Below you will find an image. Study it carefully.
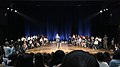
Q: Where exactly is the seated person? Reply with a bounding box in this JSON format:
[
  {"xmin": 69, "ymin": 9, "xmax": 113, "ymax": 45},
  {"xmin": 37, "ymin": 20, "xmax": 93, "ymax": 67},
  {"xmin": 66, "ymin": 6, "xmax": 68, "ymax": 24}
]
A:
[
  {"xmin": 60, "ymin": 50, "xmax": 99, "ymax": 67},
  {"xmin": 110, "ymin": 49, "xmax": 120, "ymax": 67}
]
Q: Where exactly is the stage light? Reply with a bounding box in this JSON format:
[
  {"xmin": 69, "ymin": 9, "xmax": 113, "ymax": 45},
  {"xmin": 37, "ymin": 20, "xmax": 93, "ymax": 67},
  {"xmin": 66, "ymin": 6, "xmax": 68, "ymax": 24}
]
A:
[
  {"xmin": 15, "ymin": 10, "xmax": 17, "ymax": 12},
  {"xmin": 100, "ymin": 10, "xmax": 103, "ymax": 13},
  {"xmin": 106, "ymin": 8, "xmax": 108, "ymax": 11},
  {"xmin": 7, "ymin": 8, "xmax": 9, "ymax": 10},
  {"xmin": 11, "ymin": 9, "xmax": 13, "ymax": 11},
  {"xmin": 103, "ymin": 9, "xmax": 106, "ymax": 11}
]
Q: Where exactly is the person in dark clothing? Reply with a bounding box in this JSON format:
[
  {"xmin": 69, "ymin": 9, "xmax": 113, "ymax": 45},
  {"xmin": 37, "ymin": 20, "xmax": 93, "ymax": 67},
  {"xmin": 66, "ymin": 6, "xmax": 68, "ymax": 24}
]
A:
[
  {"xmin": 49, "ymin": 50, "xmax": 65, "ymax": 67},
  {"xmin": 60, "ymin": 50, "xmax": 99, "ymax": 67}
]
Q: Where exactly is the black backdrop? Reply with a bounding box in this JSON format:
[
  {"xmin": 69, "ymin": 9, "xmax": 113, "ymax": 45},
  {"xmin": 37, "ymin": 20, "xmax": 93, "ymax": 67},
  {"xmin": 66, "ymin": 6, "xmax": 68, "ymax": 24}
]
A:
[{"xmin": 0, "ymin": 1, "xmax": 120, "ymax": 44}]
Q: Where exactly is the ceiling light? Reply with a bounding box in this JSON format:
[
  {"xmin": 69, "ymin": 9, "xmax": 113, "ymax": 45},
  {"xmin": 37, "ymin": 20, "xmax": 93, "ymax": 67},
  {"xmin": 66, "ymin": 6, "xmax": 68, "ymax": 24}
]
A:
[{"xmin": 100, "ymin": 10, "xmax": 103, "ymax": 13}]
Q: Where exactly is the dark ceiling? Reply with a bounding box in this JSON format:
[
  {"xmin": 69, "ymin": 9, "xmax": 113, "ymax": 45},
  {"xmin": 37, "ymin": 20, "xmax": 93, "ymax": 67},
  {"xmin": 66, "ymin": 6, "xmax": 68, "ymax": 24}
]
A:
[
  {"xmin": 2, "ymin": 0, "xmax": 119, "ymax": 1},
  {"xmin": 1, "ymin": 1, "xmax": 120, "ymax": 9},
  {"xmin": 0, "ymin": 1, "xmax": 120, "ymax": 25}
]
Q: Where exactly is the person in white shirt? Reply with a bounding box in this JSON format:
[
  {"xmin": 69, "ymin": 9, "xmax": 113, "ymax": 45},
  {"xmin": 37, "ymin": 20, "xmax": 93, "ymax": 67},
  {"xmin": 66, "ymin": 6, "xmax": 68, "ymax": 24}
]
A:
[
  {"xmin": 95, "ymin": 52, "xmax": 109, "ymax": 67},
  {"xmin": 27, "ymin": 36, "xmax": 31, "ymax": 41},
  {"xmin": 78, "ymin": 37, "xmax": 82, "ymax": 46},
  {"xmin": 94, "ymin": 37, "xmax": 99, "ymax": 49},
  {"xmin": 44, "ymin": 36, "xmax": 48, "ymax": 45},
  {"xmin": 3, "ymin": 45, "xmax": 12, "ymax": 58},
  {"xmin": 40, "ymin": 38, "xmax": 44, "ymax": 46},
  {"xmin": 98, "ymin": 37, "xmax": 102, "ymax": 49},
  {"xmin": 72, "ymin": 34, "xmax": 75, "ymax": 39},
  {"xmin": 21, "ymin": 37, "xmax": 25, "ymax": 42},
  {"xmin": 55, "ymin": 34, "xmax": 60, "ymax": 49}
]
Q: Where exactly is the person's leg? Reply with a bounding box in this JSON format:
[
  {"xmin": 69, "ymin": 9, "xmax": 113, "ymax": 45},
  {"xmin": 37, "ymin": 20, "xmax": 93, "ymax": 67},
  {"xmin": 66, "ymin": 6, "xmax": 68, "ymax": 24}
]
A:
[
  {"xmin": 105, "ymin": 43, "xmax": 107, "ymax": 49},
  {"xmin": 103, "ymin": 42, "xmax": 105, "ymax": 49}
]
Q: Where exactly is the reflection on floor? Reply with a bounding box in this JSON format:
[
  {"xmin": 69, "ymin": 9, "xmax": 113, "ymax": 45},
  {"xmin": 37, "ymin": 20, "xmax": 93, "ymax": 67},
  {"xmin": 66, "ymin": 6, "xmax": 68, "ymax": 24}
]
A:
[{"xmin": 26, "ymin": 43, "xmax": 113, "ymax": 54}]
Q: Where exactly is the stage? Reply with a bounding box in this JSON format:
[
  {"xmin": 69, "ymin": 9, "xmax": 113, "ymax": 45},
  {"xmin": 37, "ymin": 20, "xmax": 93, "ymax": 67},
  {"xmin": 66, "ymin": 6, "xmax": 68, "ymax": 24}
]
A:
[{"xmin": 26, "ymin": 42, "xmax": 114, "ymax": 54}]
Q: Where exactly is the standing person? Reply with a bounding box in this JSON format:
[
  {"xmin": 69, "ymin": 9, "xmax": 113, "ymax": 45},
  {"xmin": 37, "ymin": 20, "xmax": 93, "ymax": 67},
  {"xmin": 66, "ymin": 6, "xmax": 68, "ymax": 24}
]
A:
[
  {"xmin": 3, "ymin": 44, "xmax": 12, "ymax": 58},
  {"xmin": 72, "ymin": 34, "xmax": 76, "ymax": 45},
  {"xmin": 94, "ymin": 37, "xmax": 99, "ymax": 49},
  {"xmin": 98, "ymin": 37, "xmax": 102, "ymax": 49},
  {"xmin": 103, "ymin": 35, "xmax": 108, "ymax": 49},
  {"xmin": 91, "ymin": 36, "xmax": 95, "ymax": 49},
  {"xmin": 44, "ymin": 36, "xmax": 48, "ymax": 45},
  {"xmin": 55, "ymin": 34, "xmax": 60, "ymax": 49},
  {"xmin": 5, "ymin": 38, "xmax": 9, "ymax": 47},
  {"xmin": 40, "ymin": 37, "xmax": 43, "ymax": 46},
  {"xmin": 68, "ymin": 36, "xmax": 72, "ymax": 45},
  {"xmin": 23, "ymin": 39, "xmax": 27, "ymax": 51},
  {"xmin": 111, "ymin": 38, "xmax": 115, "ymax": 51}
]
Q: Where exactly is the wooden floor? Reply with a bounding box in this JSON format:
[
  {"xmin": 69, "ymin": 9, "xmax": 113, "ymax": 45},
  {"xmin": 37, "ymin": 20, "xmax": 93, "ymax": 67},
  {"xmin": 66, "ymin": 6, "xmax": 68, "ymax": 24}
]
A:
[{"xmin": 26, "ymin": 43, "xmax": 114, "ymax": 54}]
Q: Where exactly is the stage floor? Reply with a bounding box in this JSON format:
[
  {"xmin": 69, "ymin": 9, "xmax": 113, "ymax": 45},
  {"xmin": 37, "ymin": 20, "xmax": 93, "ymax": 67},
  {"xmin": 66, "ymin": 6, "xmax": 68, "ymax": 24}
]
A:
[{"xmin": 26, "ymin": 43, "xmax": 114, "ymax": 54}]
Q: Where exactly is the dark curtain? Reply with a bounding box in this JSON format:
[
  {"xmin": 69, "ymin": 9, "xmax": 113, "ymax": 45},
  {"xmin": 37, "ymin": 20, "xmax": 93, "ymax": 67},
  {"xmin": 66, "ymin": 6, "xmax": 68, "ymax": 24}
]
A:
[
  {"xmin": 25, "ymin": 18, "xmax": 91, "ymax": 41},
  {"xmin": 24, "ymin": 6, "xmax": 91, "ymax": 41}
]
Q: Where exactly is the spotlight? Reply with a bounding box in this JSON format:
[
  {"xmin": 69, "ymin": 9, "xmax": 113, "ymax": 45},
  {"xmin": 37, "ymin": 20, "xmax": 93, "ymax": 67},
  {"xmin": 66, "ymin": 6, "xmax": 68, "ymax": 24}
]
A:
[
  {"xmin": 100, "ymin": 10, "xmax": 103, "ymax": 13},
  {"xmin": 103, "ymin": 9, "xmax": 106, "ymax": 11},
  {"xmin": 7, "ymin": 8, "xmax": 9, "ymax": 10},
  {"xmin": 106, "ymin": 8, "xmax": 108, "ymax": 11},
  {"xmin": 15, "ymin": 10, "xmax": 17, "ymax": 12},
  {"xmin": 11, "ymin": 9, "xmax": 13, "ymax": 11}
]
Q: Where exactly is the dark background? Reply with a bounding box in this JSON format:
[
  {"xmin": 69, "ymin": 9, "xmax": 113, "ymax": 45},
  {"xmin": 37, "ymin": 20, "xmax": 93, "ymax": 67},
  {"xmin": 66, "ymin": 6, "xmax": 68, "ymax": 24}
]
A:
[{"xmin": 0, "ymin": 1, "xmax": 120, "ymax": 45}]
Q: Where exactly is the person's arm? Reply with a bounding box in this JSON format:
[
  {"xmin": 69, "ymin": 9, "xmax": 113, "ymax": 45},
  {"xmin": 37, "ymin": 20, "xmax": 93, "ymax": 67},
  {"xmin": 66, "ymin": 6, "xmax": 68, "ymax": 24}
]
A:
[{"xmin": 109, "ymin": 60, "xmax": 116, "ymax": 67}]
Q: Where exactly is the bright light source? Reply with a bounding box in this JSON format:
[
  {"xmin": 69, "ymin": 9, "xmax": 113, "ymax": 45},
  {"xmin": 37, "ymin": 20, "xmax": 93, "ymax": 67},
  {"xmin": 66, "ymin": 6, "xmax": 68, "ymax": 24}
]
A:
[
  {"xmin": 11, "ymin": 9, "xmax": 13, "ymax": 11},
  {"xmin": 103, "ymin": 9, "xmax": 106, "ymax": 11},
  {"xmin": 106, "ymin": 8, "xmax": 108, "ymax": 11},
  {"xmin": 15, "ymin": 10, "xmax": 17, "ymax": 12},
  {"xmin": 7, "ymin": 8, "xmax": 9, "ymax": 10},
  {"xmin": 100, "ymin": 10, "xmax": 103, "ymax": 13}
]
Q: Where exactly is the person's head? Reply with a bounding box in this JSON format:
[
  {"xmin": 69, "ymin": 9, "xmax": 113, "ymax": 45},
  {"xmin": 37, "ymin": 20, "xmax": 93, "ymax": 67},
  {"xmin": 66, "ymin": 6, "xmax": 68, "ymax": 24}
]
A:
[
  {"xmin": 95, "ymin": 52, "xmax": 106, "ymax": 62},
  {"xmin": 60, "ymin": 50, "xmax": 99, "ymax": 67},
  {"xmin": 56, "ymin": 34, "xmax": 59, "ymax": 36},
  {"xmin": 113, "ymin": 49, "xmax": 120, "ymax": 59},
  {"xmin": 11, "ymin": 40, "xmax": 13, "ymax": 43},
  {"xmin": 52, "ymin": 50, "xmax": 65, "ymax": 60},
  {"xmin": 43, "ymin": 53, "xmax": 50, "ymax": 65},
  {"xmin": 105, "ymin": 35, "xmax": 107, "ymax": 37},
  {"xmin": 50, "ymin": 50, "xmax": 65, "ymax": 66},
  {"xmin": 35, "ymin": 53, "xmax": 45, "ymax": 67},
  {"xmin": 14, "ymin": 53, "xmax": 34, "ymax": 67},
  {"xmin": 29, "ymin": 52, "xmax": 34, "ymax": 59},
  {"xmin": 104, "ymin": 52, "xmax": 110, "ymax": 59},
  {"xmin": 23, "ymin": 54, "xmax": 34, "ymax": 67}
]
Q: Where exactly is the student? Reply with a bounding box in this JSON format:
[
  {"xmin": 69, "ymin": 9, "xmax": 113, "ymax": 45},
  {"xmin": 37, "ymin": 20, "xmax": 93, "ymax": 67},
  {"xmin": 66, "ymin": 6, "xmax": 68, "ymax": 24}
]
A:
[
  {"xmin": 110, "ymin": 50, "xmax": 120, "ymax": 67},
  {"xmin": 60, "ymin": 50, "xmax": 99, "ymax": 67}
]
